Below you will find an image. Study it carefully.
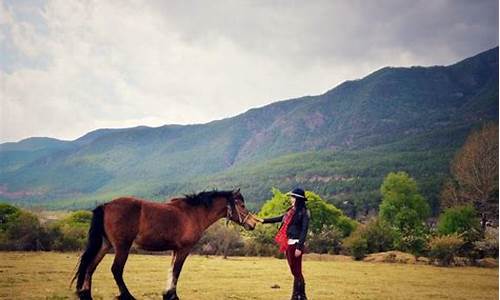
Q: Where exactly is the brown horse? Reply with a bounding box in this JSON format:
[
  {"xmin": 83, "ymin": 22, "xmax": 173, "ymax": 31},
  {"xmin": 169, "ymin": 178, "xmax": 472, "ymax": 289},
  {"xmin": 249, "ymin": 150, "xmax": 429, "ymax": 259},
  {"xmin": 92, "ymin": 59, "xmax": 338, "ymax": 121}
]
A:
[{"xmin": 72, "ymin": 189, "xmax": 259, "ymax": 300}]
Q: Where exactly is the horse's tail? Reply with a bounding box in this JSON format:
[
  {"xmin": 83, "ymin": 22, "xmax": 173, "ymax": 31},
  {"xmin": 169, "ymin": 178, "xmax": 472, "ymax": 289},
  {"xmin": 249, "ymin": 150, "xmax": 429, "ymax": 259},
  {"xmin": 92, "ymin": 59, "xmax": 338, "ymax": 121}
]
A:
[{"xmin": 71, "ymin": 205, "xmax": 106, "ymax": 290}]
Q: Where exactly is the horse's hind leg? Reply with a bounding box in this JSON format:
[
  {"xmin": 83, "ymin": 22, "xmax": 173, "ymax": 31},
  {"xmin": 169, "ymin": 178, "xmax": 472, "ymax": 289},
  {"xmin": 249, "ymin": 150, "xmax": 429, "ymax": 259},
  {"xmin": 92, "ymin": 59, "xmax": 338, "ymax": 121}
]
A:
[
  {"xmin": 111, "ymin": 244, "xmax": 136, "ymax": 300},
  {"xmin": 80, "ymin": 239, "xmax": 111, "ymax": 297}
]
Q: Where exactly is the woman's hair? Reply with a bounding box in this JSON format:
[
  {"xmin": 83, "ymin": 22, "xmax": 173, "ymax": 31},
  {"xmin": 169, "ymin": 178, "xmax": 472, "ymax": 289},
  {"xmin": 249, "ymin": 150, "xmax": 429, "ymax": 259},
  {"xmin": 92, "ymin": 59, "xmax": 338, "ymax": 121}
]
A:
[{"xmin": 294, "ymin": 197, "xmax": 307, "ymax": 210}]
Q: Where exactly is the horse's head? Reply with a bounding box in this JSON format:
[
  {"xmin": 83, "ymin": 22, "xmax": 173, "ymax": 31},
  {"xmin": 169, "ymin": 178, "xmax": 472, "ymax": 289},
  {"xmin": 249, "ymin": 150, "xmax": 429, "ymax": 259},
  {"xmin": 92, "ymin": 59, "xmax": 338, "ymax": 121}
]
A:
[{"xmin": 226, "ymin": 189, "xmax": 258, "ymax": 231}]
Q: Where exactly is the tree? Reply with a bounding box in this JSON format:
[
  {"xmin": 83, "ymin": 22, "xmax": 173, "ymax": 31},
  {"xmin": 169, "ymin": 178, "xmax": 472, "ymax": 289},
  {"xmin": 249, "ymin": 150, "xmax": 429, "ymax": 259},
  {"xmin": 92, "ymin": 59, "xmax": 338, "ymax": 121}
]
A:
[
  {"xmin": 441, "ymin": 123, "xmax": 499, "ymax": 232},
  {"xmin": 379, "ymin": 172, "xmax": 430, "ymax": 255},
  {"xmin": 0, "ymin": 203, "xmax": 21, "ymax": 232},
  {"xmin": 437, "ymin": 205, "xmax": 480, "ymax": 242}
]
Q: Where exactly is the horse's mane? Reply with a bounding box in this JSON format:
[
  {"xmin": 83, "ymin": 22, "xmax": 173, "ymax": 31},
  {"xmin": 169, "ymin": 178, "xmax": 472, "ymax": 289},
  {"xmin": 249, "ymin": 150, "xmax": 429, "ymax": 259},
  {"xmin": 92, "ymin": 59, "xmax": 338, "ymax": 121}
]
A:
[{"xmin": 179, "ymin": 190, "xmax": 235, "ymax": 207}]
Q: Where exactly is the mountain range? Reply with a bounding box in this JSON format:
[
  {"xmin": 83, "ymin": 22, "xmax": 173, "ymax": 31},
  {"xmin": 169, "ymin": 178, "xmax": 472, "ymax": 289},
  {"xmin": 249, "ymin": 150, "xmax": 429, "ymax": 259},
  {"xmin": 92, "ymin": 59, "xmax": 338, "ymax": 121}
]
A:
[{"xmin": 1, "ymin": 47, "xmax": 498, "ymax": 216}]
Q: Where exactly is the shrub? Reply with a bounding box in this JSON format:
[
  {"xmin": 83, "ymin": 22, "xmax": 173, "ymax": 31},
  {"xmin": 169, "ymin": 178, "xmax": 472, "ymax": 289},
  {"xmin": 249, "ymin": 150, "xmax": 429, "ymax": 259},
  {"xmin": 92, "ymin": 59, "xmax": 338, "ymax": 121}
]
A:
[
  {"xmin": 242, "ymin": 225, "xmax": 279, "ymax": 257},
  {"xmin": 474, "ymin": 227, "xmax": 499, "ymax": 258},
  {"xmin": 363, "ymin": 218, "xmax": 397, "ymax": 253},
  {"xmin": 343, "ymin": 232, "xmax": 368, "ymax": 260},
  {"xmin": 50, "ymin": 223, "xmax": 88, "ymax": 251},
  {"xmin": 394, "ymin": 226, "xmax": 430, "ymax": 257},
  {"xmin": 307, "ymin": 225, "xmax": 343, "ymax": 254},
  {"xmin": 2, "ymin": 211, "xmax": 46, "ymax": 250},
  {"xmin": 49, "ymin": 210, "xmax": 92, "ymax": 251},
  {"xmin": 428, "ymin": 234, "xmax": 464, "ymax": 266},
  {"xmin": 437, "ymin": 205, "xmax": 480, "ymax": 242},
  {"xmin": 342, "ymin": 217, "xmax": 396, "ymax": 260},
  {"xmin": 194, "ymin": 221, "xmax": 244, "ymax": 257}
]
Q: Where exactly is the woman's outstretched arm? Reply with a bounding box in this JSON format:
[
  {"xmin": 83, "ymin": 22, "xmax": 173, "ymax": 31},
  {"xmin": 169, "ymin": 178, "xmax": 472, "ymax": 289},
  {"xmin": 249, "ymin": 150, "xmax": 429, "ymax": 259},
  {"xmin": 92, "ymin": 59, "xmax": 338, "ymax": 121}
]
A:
[{"xmin": 261, "ymin": 215, "xmax": 284, "ymax": 224}]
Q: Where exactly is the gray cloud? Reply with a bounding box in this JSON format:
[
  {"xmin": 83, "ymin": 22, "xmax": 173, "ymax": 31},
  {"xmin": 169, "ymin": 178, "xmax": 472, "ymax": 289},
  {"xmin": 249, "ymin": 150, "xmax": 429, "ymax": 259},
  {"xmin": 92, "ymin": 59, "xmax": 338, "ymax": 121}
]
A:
[{"xmin": 0, "ymin": 0, "xmax": 498, "ymax": 142}]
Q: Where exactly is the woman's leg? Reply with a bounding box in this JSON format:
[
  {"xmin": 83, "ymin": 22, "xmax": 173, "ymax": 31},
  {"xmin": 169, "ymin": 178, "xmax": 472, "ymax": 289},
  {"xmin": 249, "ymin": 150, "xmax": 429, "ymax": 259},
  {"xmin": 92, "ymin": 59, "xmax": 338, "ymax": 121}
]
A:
[
  {"xmin": 286, "ymin": 244, "xmax": 304, "ymax": 280},
  {"xmin": 286, "ymin": 244, "xmax": 306, "ymax": 299}
]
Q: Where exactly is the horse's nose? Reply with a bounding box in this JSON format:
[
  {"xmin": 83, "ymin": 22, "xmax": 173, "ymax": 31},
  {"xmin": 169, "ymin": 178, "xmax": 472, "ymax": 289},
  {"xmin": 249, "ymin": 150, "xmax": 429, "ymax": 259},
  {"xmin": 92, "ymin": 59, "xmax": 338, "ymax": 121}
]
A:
[{"xmin": 244, "ymin": 222, "xmax": 256, "ymax": 231}]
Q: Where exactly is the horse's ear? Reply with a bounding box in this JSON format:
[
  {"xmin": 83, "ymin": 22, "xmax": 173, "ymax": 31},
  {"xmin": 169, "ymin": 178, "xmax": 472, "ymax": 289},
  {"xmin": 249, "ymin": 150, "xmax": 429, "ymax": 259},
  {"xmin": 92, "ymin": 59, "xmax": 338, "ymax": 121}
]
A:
[{"xmin": 234, "ymin": 188, "xmax": 240, "ymax": 195}]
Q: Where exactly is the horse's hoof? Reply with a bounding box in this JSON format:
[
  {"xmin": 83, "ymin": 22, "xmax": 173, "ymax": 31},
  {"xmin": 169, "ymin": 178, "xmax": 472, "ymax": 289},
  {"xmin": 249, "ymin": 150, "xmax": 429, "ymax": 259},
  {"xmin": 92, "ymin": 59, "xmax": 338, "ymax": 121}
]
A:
[
  {"xmin": 77, "ymin": 290, "xmax": 92, "ymax": 300},
  {"xmin": 163, "ymin": 290, "xmax": 179, "ymax": 300}
]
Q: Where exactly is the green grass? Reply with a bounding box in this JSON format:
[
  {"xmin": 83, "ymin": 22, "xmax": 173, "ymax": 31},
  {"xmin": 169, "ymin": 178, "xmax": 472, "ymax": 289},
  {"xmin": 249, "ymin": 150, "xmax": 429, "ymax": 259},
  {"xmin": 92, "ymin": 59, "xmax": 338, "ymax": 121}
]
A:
[{"xmin": 0, "ymin": 252, "xmax": 497, "ymax": 299}]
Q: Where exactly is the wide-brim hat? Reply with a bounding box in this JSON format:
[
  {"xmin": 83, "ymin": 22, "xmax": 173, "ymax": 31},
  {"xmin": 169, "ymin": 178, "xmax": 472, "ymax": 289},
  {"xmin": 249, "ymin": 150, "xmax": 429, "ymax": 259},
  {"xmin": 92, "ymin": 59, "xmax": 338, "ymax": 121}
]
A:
[{"xmin": 288, "ymin": 188, "xmax": 307, "ymax": 201}]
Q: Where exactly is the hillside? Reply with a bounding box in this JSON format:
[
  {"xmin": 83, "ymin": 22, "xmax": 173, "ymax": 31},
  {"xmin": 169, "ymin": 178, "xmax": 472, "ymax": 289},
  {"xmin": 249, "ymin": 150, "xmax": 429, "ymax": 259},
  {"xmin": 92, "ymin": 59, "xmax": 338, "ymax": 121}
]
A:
[{"xmin": 0, "ymin": 47, "xmax": 498, "ymax": 215}]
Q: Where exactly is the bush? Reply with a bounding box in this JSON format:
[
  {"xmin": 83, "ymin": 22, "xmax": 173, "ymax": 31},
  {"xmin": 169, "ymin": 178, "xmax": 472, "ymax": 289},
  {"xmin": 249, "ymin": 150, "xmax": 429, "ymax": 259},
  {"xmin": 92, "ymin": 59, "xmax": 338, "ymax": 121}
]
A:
[
  {"xmin": 343, "ymin": 231, "xmax": 368, "ymax": 260},
  {"xmin": 474, "ymin": 227, "xmax": 499, "ymax": 258},
  {"xmin": 342, "ymin": 217, "xmax": 396, "ymax": 260},
  {"xmin": 394, "ymin": 226, "xmax": 430, "ymax": 257},
  {"xmin": 438, "ymin": 205, "xmax": 480, "ymax": 242},
  {"xmin": 194, "ymin": 221, "xmax": 244, "ymax": 257},
  {"xmin": 363, "ymin": 218, "xmax": 397, "ymax": 253},
  {"xmin": 307, "ymin": 225, "xmax": 343, "ymax": 254},
  {"xmin": 1, "ymin": 211, "xmax": 47, "ymax": 250},
  {"xmin": 428, "ymin": 234, "xmax": 464, "ymax": 266},
  {"xmin": 49, "ymin": 210, "xmax": 92, "ymax": 251},
  {"xmin": 242, "ymin": 225, "xmax": 279, "ymax": 257}
]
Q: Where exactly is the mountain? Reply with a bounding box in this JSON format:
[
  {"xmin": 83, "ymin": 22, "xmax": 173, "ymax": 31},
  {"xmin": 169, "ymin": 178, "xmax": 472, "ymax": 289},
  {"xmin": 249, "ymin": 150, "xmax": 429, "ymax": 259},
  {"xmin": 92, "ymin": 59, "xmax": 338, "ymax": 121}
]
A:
[{"xmin": 0, "ymin": 47, "xmax": 498, "ymax": 215}]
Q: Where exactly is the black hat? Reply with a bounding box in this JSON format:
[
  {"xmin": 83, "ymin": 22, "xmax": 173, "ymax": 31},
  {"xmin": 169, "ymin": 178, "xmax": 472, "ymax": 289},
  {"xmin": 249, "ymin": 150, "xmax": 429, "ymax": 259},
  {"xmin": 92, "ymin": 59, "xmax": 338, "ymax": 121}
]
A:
[{"xmin": 289, "ymin": 188, "xmax": 307, "ymax": 201}]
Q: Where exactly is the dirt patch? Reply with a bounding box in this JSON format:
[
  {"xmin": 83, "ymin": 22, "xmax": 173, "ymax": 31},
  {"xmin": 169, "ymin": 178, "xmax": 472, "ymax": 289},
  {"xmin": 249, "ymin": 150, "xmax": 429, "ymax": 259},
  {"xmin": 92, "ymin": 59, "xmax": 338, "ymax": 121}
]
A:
[
  {"xmin": 303, "ymin": 253, "xmax": 353, "ymax": 262},
  {"xmin": 477, "ymin": 258, "xmax": 499, "ymax": 268},
  {"xmin": 363, "ymin": 251, "xmax": 417, "ymax": 264}
]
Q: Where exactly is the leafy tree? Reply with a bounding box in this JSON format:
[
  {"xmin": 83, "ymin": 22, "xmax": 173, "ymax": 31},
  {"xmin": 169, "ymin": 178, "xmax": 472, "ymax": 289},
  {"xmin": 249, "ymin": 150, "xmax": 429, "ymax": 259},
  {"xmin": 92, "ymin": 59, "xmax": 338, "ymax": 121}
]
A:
[
  {"xmin": 437, "ymin": 205, "xmax": 480, "ymax": 243},
  {"xmin": 379, "ymin": 172, "xmax": 430, "ymax": 255},
  {"xmin": 0, "ymin": 203, "xmax": 21, "ymax": 232},
  {"xmin": 441, "ymin": 123, "xmax": 499, "ymax": 232}
]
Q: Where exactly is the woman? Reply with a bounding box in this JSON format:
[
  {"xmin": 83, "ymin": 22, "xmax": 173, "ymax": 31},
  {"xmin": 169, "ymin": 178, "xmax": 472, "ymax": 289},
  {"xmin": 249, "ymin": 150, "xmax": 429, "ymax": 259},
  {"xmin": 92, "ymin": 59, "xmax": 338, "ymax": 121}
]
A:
[{"xmin": 260, "ymin": 188, "xmax": 310, "ymax": 300}]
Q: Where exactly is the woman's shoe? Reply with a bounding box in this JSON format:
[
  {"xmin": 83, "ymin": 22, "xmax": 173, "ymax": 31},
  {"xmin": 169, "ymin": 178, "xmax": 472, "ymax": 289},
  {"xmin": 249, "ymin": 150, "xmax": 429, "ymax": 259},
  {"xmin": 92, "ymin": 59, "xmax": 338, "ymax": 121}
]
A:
[
  {"xmin": 297, "ymin": 280, "xmax": 307, "ymax": 300},
  {"xmin": 291, "ymin": 278, "xmax": 300, "ymax": 300}
]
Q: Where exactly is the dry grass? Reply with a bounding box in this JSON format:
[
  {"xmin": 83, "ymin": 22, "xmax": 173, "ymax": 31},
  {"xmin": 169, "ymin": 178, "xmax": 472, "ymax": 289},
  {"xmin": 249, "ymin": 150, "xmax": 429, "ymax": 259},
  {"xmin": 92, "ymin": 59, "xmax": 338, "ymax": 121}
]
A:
[{"xmin": 0, "ymin": 252, "xmax": 497, "ymax": 300}]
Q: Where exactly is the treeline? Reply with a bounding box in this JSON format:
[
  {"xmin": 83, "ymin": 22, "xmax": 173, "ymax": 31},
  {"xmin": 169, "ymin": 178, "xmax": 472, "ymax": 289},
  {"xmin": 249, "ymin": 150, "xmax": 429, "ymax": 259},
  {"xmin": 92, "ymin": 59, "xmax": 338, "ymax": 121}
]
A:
[
  {"xmin": 0, "ymin": 181, "xmax": 497, "ymax": 266},
  {"xmin": 0, "ymin": 204, "xmax": 91, "ymax": 251}
]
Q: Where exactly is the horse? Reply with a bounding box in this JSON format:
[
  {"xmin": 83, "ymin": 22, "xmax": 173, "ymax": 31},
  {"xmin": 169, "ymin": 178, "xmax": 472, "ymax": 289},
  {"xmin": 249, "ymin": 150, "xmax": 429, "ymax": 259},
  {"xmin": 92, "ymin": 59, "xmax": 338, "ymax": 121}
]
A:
[{"xmin": 72, "ymin": 189, "xmax": 259, "ymax": 300}]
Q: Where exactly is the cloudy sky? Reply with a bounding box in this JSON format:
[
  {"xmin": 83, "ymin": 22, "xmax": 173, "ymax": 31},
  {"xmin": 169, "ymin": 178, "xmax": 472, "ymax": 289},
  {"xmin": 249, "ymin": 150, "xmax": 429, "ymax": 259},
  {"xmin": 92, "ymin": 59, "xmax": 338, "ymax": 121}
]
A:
[{"xmin": 0, "ymin": 0, "xmax": 498, "ymax": 143}]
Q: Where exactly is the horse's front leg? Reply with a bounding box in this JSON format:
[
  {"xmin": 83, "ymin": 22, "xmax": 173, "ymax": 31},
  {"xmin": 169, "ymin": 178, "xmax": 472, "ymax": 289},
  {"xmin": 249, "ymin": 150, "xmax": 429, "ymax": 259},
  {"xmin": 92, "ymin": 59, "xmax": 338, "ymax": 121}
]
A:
[{"xmin": 163, "ymin": 248, "xmax": 191, "ymax": 300}]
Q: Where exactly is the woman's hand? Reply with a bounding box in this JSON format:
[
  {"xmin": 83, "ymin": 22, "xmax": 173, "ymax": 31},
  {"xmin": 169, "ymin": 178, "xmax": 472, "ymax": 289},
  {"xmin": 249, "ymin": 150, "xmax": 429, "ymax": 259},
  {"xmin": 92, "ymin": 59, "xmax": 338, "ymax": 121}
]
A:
[
  {"xmin": 255, "ymin": 217, "xmax": 264, "ymax": 223},
  {"xmin": 295, "ymin": 249, "xmax": 302, "ymax": 257}
]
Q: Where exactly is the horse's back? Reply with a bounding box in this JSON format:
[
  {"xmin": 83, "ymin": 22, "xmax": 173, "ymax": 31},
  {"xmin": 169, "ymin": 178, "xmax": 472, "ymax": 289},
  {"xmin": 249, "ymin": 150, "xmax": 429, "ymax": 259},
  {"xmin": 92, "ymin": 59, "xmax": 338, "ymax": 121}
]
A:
[{"xmin": 102, "ymin": 197, "xmax": 192, "ymax": 251}]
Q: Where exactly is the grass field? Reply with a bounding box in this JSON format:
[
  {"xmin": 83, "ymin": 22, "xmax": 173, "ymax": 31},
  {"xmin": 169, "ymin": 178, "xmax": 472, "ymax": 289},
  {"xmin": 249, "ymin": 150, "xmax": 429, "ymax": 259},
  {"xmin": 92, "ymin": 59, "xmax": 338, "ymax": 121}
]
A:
[{"xmin": 0, "ymin": 252, "xmax": 497, "ymax": 300}]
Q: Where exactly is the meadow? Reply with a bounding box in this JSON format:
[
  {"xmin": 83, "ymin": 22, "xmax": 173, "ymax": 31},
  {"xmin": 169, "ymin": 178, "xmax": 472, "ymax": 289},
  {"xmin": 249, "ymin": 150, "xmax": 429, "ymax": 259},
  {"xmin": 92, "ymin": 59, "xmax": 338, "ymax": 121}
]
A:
[{"xmin": 0, "ymin": 252, "xmax": 497, "ymax": 300}]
